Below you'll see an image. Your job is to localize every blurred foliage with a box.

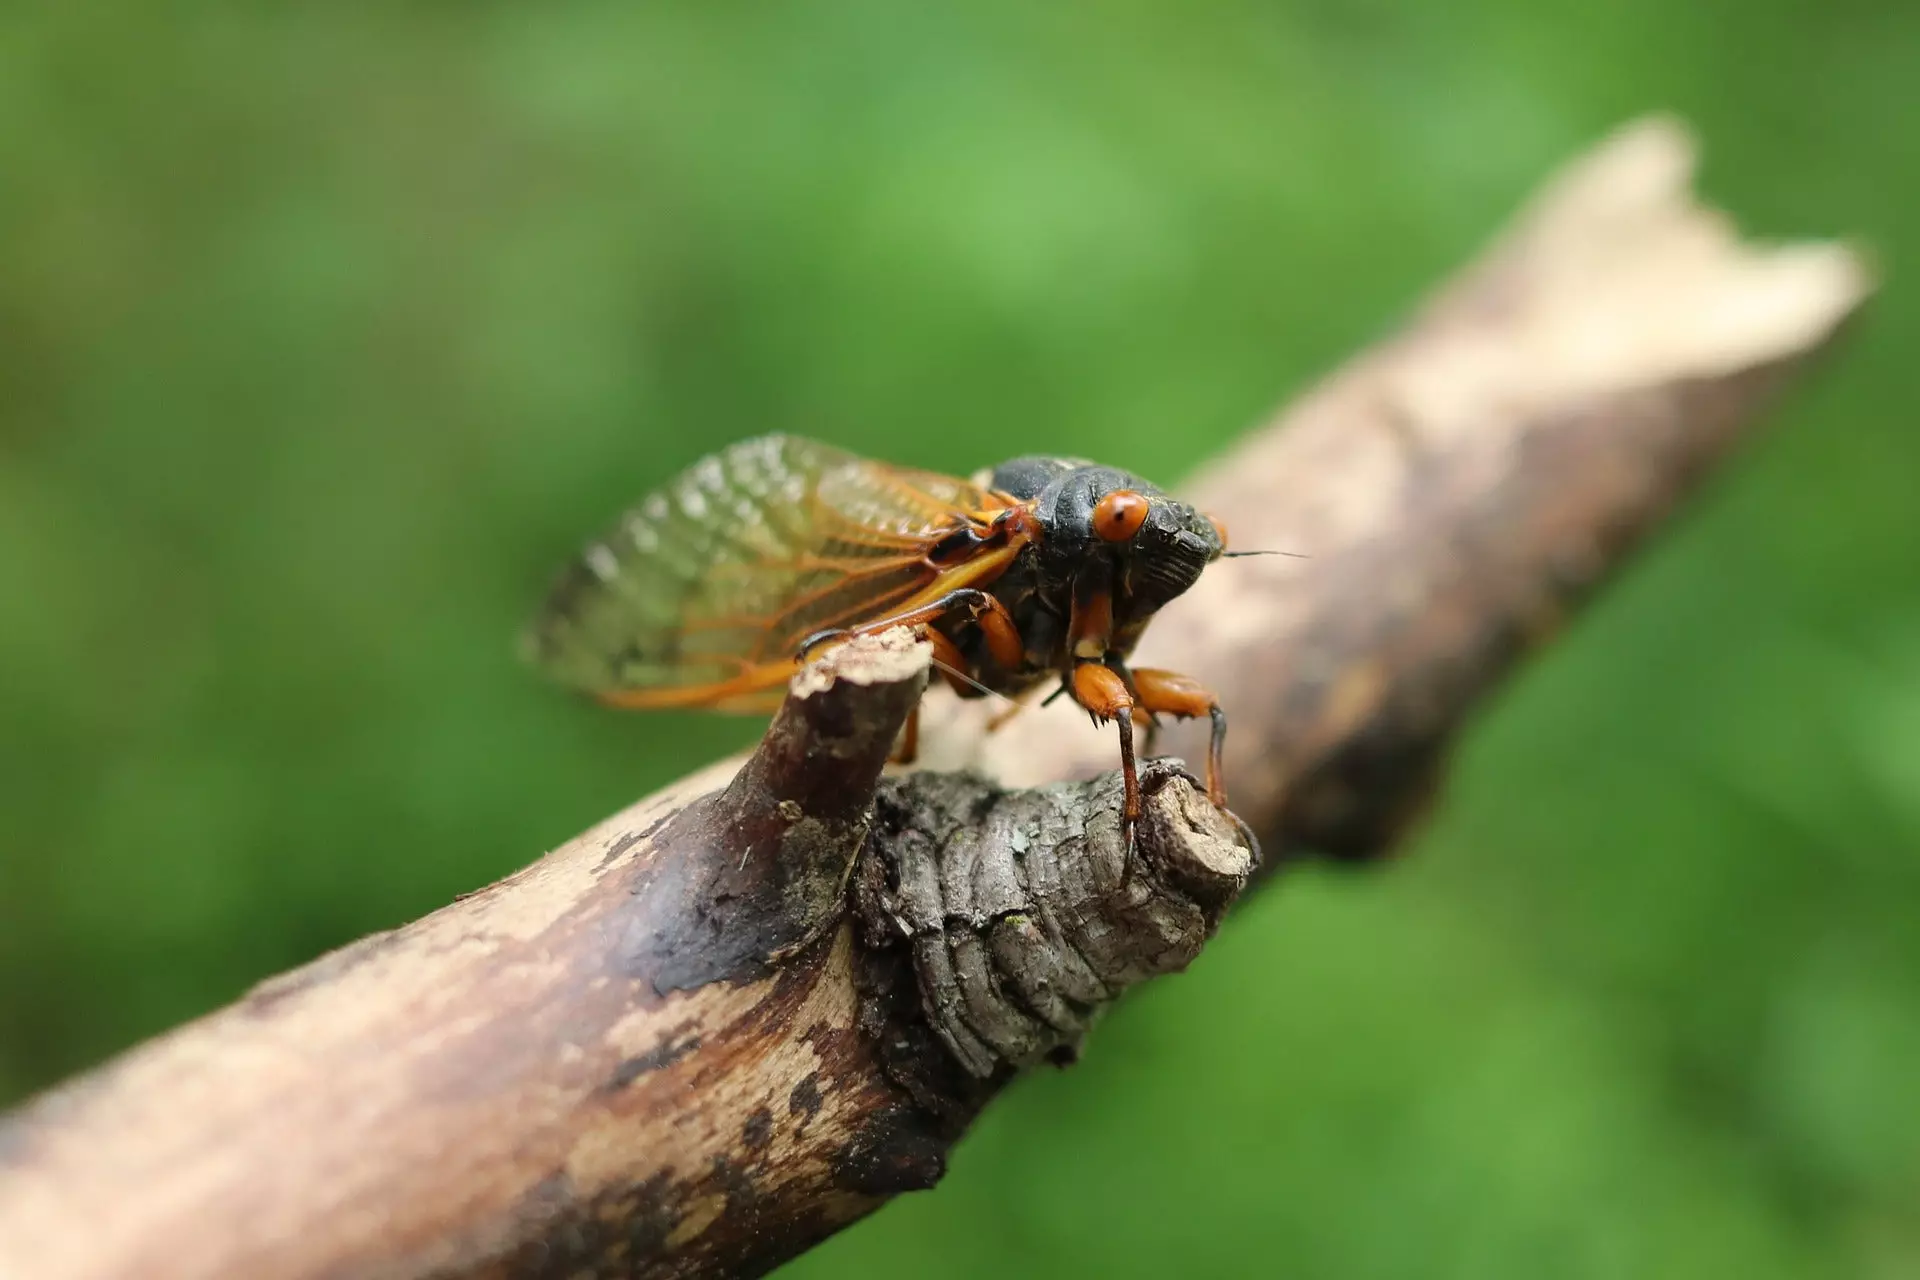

[3,1,1918,1276]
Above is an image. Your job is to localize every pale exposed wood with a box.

[946,116,1870,858]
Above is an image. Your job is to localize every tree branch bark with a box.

[0,116,1873,1280]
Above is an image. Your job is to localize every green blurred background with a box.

[3,2,1917,1276]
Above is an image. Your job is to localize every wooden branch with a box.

[0,116,1872,1280]
[944,115,1872,860]
[0,629,1252,1280]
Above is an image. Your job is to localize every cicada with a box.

[525,434,1234,847]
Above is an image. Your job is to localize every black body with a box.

[935,456,1224,696]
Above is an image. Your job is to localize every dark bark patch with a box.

[603,1032,702,1093]
[742,1106,774,1151]
[495,1168,682,1279]
[624,791,864,996]
[596,813,673,871]
[613,640,922,995]
[787,1072,823,1124]
[831,1104,951,1196]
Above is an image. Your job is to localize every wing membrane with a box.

[524,434,996,711]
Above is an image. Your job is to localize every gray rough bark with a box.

[0,116,1874,1280]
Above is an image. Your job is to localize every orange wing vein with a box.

[523,434,1010,713]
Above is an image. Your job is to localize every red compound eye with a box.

[1092,489,1150,543]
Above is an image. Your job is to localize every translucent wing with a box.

[524,434,997,712]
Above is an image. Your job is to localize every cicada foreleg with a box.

[892,704,921,766]
[1069,661,1142,884]
[796,587,1023,674]
[1129,668,1228,809]
[1068,661,1230,886]
[887,619,1014,764]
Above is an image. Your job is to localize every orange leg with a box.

[985,681,1047,733]
[1070,661,1142,879]
[798,588,1023,672]
[1067,589,1115,662]
[968,595,1024,671]
[891,704,921,765]
[1130,669,1227,808]
[923,628,980,699]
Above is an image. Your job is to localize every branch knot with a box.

[857,763,1255,1078]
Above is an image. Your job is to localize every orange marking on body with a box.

[1204,512,1229,551]
[1068,590,1115,660]
[880,537,1030,618]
